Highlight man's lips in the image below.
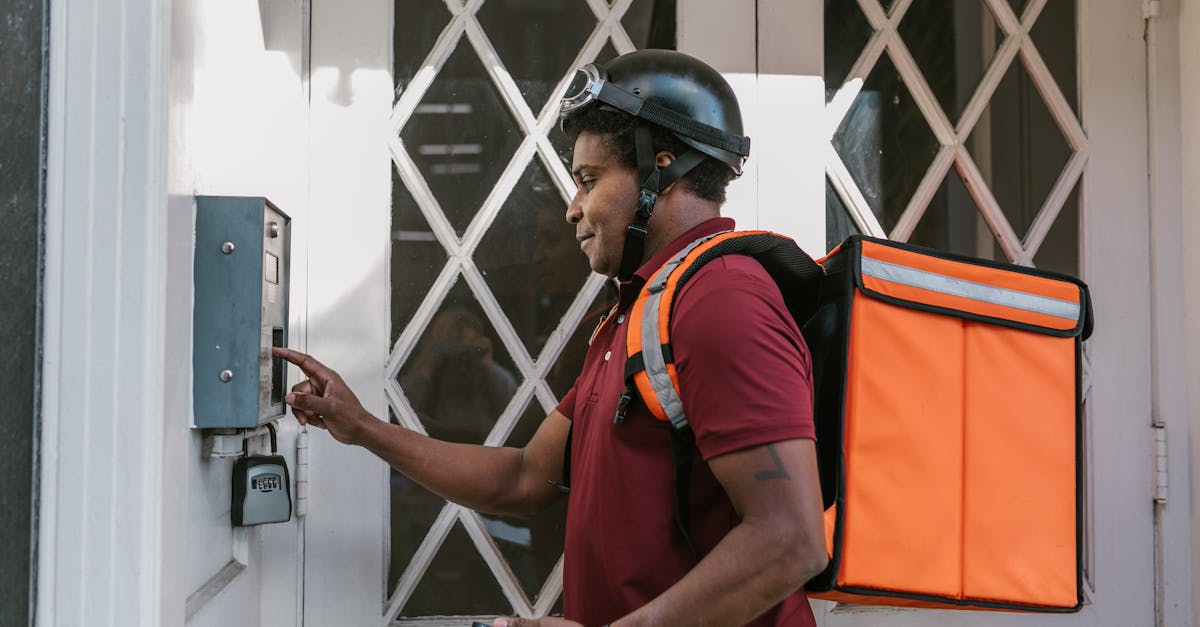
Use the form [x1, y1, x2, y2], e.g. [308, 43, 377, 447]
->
[577, 233, 594, 249]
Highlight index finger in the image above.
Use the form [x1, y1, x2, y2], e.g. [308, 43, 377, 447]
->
[272, 347, 335, 383]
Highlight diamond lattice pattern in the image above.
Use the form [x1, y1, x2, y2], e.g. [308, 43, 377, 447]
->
[384, 0, 660, 621]
[825, 0, 1084, 271]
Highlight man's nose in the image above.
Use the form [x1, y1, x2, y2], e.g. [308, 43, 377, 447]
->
[565, 192, 583, 224]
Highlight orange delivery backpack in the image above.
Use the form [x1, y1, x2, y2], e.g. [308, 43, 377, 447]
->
[619, 230, 1092, 612]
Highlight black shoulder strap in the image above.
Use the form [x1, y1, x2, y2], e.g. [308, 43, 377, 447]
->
[658, 231, 824, 564]
[669, 426, 699, 564]
[675, 231, 824, 323]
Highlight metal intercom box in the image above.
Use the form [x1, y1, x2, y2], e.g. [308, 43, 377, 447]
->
[193, 196, 291, 429]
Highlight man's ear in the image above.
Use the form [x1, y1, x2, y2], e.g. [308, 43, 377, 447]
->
[654, 150, 679, 195]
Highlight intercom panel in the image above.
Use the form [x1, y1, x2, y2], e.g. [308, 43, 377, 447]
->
[193, 196, 291, 428]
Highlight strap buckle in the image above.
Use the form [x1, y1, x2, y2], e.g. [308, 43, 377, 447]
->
[635, 187, 659, 221]
[613, 386, 635, 424]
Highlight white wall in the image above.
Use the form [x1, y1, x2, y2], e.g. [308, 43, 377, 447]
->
[40, 0, 173, 623]
[1178, 1, 1200, 624]
[677, 0, 826, 256]
[41, 0, 317, 623]
[167, 0, 313, 625]
[302, 0, 391, 624]
[1137, 1, 1196, 625]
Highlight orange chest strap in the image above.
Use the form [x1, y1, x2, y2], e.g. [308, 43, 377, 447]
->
[621, 230, 813, 430]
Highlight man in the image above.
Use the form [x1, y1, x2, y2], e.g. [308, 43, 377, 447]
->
[275, 49, 828, 626]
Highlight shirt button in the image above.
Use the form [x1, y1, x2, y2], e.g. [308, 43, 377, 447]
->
[604, 351, 611, 361]
[616, 314, 625, 324]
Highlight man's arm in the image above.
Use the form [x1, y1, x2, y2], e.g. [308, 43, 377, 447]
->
[274, 347, 568, 516]
[358, 408, 570, 516]
[613, 438, 829, 626]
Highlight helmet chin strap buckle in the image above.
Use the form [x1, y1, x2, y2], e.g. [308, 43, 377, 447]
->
[618, 185, 659, 282]
[635, 187, 659, 221]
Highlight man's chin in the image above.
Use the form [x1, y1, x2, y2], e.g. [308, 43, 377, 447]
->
[590, 263, 619, 279]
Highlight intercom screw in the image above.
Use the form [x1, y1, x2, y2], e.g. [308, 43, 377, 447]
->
[219, 369, 234, 382]
[268, 222, 280, 238]
[221, 241, 236, 254]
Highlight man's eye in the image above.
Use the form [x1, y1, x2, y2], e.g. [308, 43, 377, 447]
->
[581, 179, 596, 190]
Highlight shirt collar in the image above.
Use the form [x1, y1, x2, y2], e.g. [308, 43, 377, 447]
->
[632, 217, 736, 283]
[614, 217, 736, 310]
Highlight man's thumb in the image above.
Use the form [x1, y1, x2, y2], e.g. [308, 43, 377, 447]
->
[286, 391, 334, 415]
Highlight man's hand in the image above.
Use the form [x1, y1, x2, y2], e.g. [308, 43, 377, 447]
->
[272, 347, 376, 446]
[492, 617, 584, 627]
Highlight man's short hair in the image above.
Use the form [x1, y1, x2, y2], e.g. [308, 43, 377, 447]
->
[563, 108, 738, 204]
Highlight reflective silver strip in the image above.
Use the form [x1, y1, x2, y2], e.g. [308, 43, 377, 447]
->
[639, 287, 687, 429]
[861, 257, 1080, 320]
[633, 233, 727, 430]
[646, 232, 724, 294]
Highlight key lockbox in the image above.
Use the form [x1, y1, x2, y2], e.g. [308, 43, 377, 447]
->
[193, 196, 291, 429]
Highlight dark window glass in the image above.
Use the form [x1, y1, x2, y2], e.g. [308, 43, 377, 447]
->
[968, 60, 1071, 249]
[907, 169, 1003, 261]
[475, 158, 590, 359]
[476, 0, 597, 115]
[393, 0, 451, 104]
[545, 284, 617, 400]
[1030, 0, 1078, 115]
[400, 38, 522, 236]
[832, 54, 940, 236]
[825, 178, 861, 252]
[1032, 182, 1079, 277]
[623, 0, 677, 49]
[0, 0, 43, 623]
[401, 523, 511, 617]
[1007, 0, 1030, 19]
[391, 166, 448, 345]
[825, 0, 1079, 272]
[390, 0, 674, 616]
[387, 410, 450, 594]
[823, 1, 873, 99]
[398, 279, 521, 445]
[897, 0, 1003, 124]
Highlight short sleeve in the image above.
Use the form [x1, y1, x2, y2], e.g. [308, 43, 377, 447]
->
[556, 384, 579, 421]
[671, 255, 815, 460]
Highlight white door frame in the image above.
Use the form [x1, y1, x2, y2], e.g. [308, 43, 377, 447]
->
[684, 1, 1161, 625]
[303, 0, 393, 625]
[1145, 1, 1195, 625]
[39, 0, 174, 625]
[678, 0, 826, 256]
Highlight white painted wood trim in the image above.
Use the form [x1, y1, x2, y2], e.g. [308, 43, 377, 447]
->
[39, 0, 172, 625]
[889, 145, 955, 242]
[1146, 2, 1195, 625]
[753, 0, 826, 254]
[1074, 0, 1157, 622]
[305, 1, 392, 624]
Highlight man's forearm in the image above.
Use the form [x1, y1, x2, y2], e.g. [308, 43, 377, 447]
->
[355, 417, 547, 516]
[614, 518, 826, 627]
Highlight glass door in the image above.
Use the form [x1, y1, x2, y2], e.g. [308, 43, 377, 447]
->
[385, 0, 674, 622]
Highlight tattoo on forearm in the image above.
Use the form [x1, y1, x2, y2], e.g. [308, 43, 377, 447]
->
[754, 444, 791, 481]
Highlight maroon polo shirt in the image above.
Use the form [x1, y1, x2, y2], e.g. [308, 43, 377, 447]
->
[556, 217, 817, 626]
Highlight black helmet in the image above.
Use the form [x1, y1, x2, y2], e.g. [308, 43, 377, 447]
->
[559, 50, 751, 281]
[560, 49, 750, 174]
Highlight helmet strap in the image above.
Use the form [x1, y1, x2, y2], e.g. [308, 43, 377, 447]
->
[617, 123, 708, 281]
